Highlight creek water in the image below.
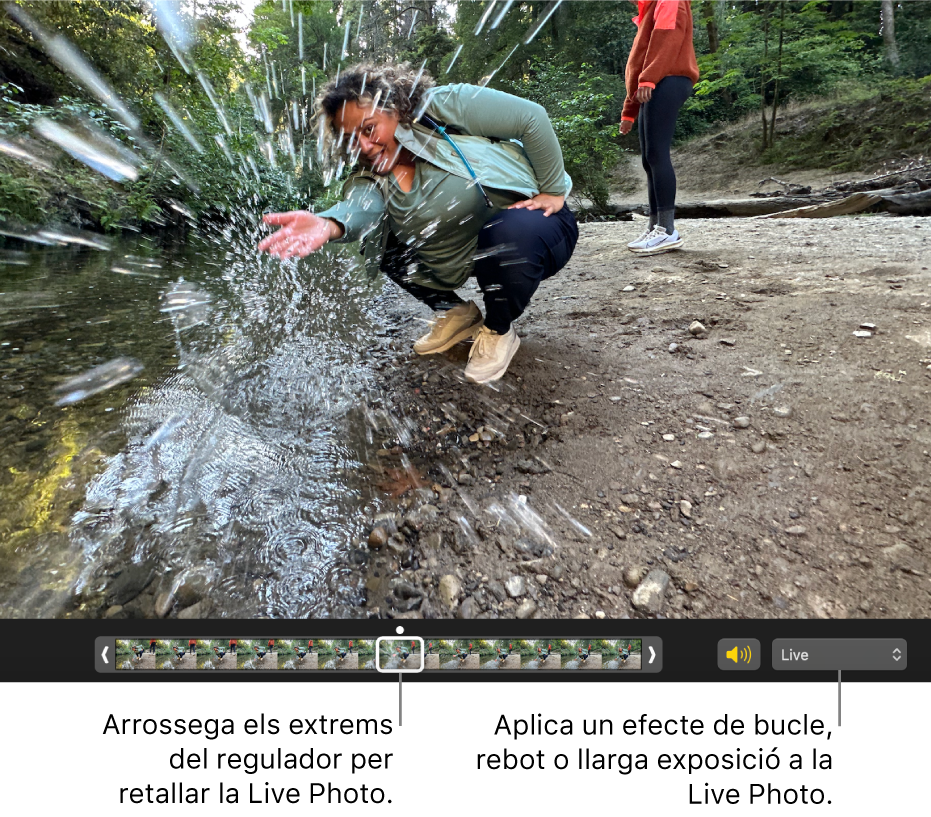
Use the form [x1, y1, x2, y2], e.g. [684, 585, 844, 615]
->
[1, 230, 396, 619]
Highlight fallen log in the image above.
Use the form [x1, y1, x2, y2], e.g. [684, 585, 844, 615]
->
[672, 196, 832, 218]
[882, 188, 931, 216]
[754, 192, 885, 219]
[586, 185, 931, 221]
[756, 186, 931, 218]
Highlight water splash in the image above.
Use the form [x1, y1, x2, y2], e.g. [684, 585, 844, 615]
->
[154, 93, 204, 154]
[552, 502, 592, 537]
[0, 135, 54, 171]
[35, 227, 112, 251]
[53, 357, 144, 406]
[490, 0, 515, 29]
[475, 1, 499, 35]
[196, 71, 233, 136]
[341, 20, 351, 59]
[524, 0, 564, 45]
[445, 44, 464, 74]
[33, 117, 138, 182]
[7, 6, 140, 132]
[148, 0, 193, 74]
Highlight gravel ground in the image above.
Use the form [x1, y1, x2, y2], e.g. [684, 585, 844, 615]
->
[357, 213, 931, 620]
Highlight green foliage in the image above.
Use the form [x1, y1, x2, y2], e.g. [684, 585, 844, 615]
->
[506, 61, 622, 210]
[2, 1, 930, 231]
[762, 75, 931, 171]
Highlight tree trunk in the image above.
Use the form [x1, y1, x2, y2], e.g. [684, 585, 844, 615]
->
[700, 0, 719, 53]
[760, 4, 770, 150]
[881, 0, 900, 67]
[768, 2, 785, 149]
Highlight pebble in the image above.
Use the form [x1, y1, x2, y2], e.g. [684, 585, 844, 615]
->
[623, 285, 636, 292]
[536, 574, 548, 585]
[684, 581, 700, 593]
[719, 338, 736, 346]
[623, 566, 644, 588]
[785, 525, 808, 536]
[688, 320, 707, 336]
[860, 322, 876, 331]
[437, 574, 461, 608]
[458, 596, 477, 619]
[751, 441, 767, 454]
[609, 395, 622, 403]
[486, 581, 507, 602]
[421, 531, 443, 550]
[697, 431, 714, 440]
[670, 460, 682, 469]
[393, 581, 421, 600]
[732, 416, 751, 428]
[457, 472, 474, 486]
[105, 605, 123, 618]
[368, 527, 388, 549]
[505, 575, 525, 598]
[594, 610, 606, 619]
[852, 330, 872, 338]
[662, 433, 676, 442]
[668, 343, 679, 353]
[773, 406, 793, 418]
[680, 500, 692, 518]
[631, 569, 671, 613]
[516, 599, 537, 619]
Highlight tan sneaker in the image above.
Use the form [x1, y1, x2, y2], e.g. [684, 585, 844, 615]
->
[413, 301, 483, 355]
[464, 325, 520, 384]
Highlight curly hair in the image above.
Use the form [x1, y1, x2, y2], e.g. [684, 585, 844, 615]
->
[315, 62, 435, 172]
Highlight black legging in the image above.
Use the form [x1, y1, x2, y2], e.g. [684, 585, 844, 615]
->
[638, 75, 693, 232]
[381, 205, 578, 334]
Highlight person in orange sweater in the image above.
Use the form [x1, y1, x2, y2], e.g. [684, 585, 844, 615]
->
[620, 1, 699, 255]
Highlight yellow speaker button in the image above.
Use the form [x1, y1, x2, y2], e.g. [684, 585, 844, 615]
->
[718, 639, 761, 670]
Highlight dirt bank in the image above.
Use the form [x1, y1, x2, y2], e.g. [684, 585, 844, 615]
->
[360, 212, 931, 620]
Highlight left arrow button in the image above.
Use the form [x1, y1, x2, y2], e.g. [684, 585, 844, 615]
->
[102, 646, 109, 664]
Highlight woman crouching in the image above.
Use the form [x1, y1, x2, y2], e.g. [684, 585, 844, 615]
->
[257, 63, 579, 384]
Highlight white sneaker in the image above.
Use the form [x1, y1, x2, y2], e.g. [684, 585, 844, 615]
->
[629, 225, 684, 255]
[627, 227, 653, 250]
[413, 301, 483, 354]
[464, 326, 521, 384]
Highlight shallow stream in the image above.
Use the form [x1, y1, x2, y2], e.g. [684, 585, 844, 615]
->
[1, 230, 395, 618]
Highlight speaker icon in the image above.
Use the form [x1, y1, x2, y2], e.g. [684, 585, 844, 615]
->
[726, 645, 753, 664]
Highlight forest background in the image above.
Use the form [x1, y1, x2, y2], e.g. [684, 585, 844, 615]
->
[1, 0, 929, 230]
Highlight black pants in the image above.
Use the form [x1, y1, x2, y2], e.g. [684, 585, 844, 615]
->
[381, 205, 579, 334]
[638, 76, 693, 224]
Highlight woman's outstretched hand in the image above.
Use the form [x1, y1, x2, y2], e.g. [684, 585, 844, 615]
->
[508, 193, 565, 217]
[257, 211, 343, 260]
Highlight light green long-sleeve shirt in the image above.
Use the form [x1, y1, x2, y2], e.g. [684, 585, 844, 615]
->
[317, 84, 573, 289]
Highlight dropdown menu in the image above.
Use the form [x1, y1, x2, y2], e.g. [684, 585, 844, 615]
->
[772, 639, 907, 671]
